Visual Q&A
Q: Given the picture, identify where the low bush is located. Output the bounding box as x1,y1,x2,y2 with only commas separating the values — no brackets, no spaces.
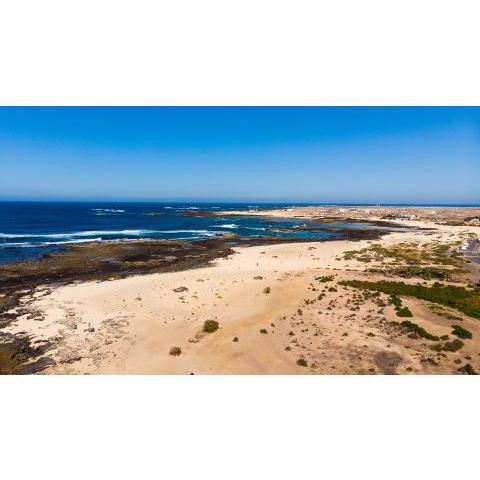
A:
203,320,219,333
429,305,462,321
390,266,460,281
458,364,478,375
296,358,308,367
396,307,413,317
339,280,480,319
442,339,464,352
316,275,335,283
451,325,472,339
169,346,182,356
393,320,439,341
389,294,402,308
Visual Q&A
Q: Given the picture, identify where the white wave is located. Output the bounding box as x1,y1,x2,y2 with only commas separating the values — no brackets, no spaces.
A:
164,230,229,238
0,229,158,239
0,228,240,252
0,238,104,248
0,228,234,241
216,224,238,229
161,230,210,234
90,208,125,213
1,233,28,239
40,238,103,246
0,241,33,248
67,229,155,237
163,230,227,237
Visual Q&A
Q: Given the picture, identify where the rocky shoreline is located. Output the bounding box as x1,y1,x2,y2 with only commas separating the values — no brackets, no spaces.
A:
0,223,400,292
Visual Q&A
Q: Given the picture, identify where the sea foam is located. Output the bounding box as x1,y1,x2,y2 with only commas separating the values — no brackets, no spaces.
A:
0,229,158,239
90,208,126,213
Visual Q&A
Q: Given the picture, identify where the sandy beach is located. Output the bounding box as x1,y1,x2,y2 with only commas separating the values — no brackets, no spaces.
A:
2,207,479,375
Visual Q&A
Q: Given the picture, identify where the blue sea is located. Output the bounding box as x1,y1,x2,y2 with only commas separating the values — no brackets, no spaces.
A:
0,201,476,264
0,201,333,264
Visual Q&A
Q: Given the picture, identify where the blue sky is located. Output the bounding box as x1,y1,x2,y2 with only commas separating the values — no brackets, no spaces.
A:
0,107,478,203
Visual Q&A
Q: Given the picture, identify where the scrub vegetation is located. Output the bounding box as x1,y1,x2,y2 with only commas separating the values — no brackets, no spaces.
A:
342,242,467,281
339,280,480,319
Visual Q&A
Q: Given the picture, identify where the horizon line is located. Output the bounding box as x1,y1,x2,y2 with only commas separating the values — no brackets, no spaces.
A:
0,199,479,206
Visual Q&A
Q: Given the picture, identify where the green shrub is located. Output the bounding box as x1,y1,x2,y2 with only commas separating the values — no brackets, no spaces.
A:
442,339,464,352
458,364,478,375
169,346,182,356
260,328,268,334
385,265,466,281
396,307,413,317
394,320,439,341
389,294,402,308
451,325,472,339
429,305,462,321
296,358,308,367
339,280,480,319
203,320,219,333
316,275,335,283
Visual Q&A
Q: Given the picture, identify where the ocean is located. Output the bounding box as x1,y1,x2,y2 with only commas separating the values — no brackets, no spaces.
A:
0,201,476,264
0,201,348,264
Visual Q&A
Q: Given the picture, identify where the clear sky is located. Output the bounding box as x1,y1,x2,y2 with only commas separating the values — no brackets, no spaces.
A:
0,107,478,204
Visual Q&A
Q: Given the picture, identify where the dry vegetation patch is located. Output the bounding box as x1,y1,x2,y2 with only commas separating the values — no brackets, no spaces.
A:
339,280,480,319
342,242,468,281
